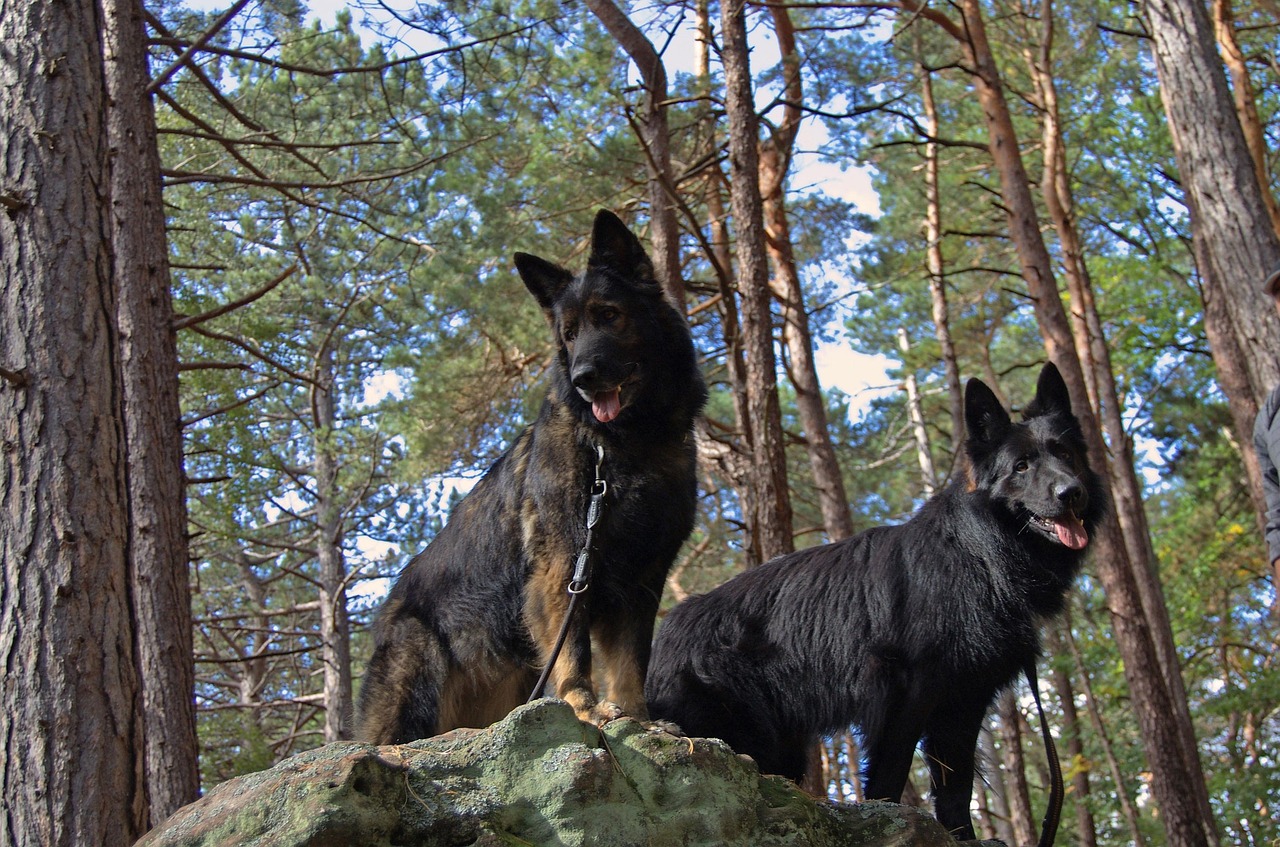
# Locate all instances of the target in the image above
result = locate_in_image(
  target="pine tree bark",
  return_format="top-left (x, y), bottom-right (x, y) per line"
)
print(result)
top-left (897, 330), bottom-right (937, 497)
top-left (583, 0), bottom-right (683, 305)
top-left (759, 2), bottom-right (853, 543)
top-left (1210, 0), bottom-right (1280, 239)
top-left (920, 65), bottom-right (965, 467)
top-left (720, 0), bottom-right (793, 561)
top-left (693, 0), bottom-right (757, 562)
top-left (1063, 618), bottom-right (1148, 846)
top-left (996, 691), bottom-right (1038, 847)
top-left (1198, 252), bottom-right (1268, 526)
top-left (977, 726), bottom-right (1016, 845)
top-left (1141, 0), bottom-right (1280, 406)
top-left (1145, 0), bottom-right (1280, 595)
top-left (1, 0), bottom-right (149, 841)
top-left (103, 0), bottom-right (199, 820)
top-left (1045, 629), bottom-right (1098, 847)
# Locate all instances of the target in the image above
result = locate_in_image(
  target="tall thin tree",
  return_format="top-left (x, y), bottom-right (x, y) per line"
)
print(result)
top-left (760, 2), bottom-right (855, 543)
top-left (104, 0), bottom-right (200, 819)
top-left (720, 0), bottom-right (794, 561)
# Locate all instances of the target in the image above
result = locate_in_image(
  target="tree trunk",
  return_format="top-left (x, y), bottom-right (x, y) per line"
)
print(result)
top-left (761, 185), bottom-right (852, 541)
top-left (1145, 0), bottom-right (1279, 589)
top-left (1030, 2), bottom-right (1222, 823)
top-left (978, 724), bottom-right (1016, 845)
top-left (1064, 617), bottom-right (1148, 846)
top-left (1198, 253), bottom-right (1269, 529)
top-left (103, 0), bottom-right (200, 820)
top-left (940, 1), bottom-right (1219, 842)
top-left (0, 0), bottom-right (149, 841)
top-left (693, 0), bottom-right (758, 562)
top-left (1141, 0), bottom-right (1280, 407)
top-left (719, 0), bottom-right (793, 561)
top-left (313, 346), bottom-right (353, 742)
top-left (996, 691), bottom-right (1038, 847)
top-left (583, 0), bottom-right (684, 305)
top-left (920, 64), bottom-right (965, 467)
top-left (1210, 0), bottom-right (1280, 239)
top-left (237, 555), bottom-right (271, 709)
top-left (1045, 629), bottom-right (1098, 847)
top-left (898, 330), bottom-right (937, 496)
top-left (759, 3), bottom-right (853, 544)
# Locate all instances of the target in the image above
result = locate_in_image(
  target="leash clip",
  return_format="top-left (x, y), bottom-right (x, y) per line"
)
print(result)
top-left (569, 444), bottom-right (607, 593)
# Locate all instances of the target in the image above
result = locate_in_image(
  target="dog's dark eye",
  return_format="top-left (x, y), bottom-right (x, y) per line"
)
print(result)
top-left (562, 324), bottom-right (577, 343)
top-left (1014, 459), bottom-right (1030, 473)
top-left (598, 307), bottom-right (619, 324)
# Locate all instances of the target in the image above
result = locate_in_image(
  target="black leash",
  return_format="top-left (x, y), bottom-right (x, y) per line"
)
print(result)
top-left (527, 444), bottom-right (608, 704)
top-left (1024, 659), bottom-right (1064, 847)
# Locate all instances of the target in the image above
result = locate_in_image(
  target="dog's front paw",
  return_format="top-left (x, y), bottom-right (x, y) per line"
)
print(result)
top-left (560, 687), bottom-right (597, 721)
top-left (584, 699), bottom-right (628, 726)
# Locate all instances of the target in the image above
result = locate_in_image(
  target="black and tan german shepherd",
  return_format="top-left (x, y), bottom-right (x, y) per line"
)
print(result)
top-left (356, 211), bottom-right (706, 744)
top-left (645, 363), bottom-right (1104, 840)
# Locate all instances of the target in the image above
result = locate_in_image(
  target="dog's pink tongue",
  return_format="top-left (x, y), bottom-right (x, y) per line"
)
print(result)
top-left (1055, 514), bottom-right (1089, 550)
top-left (592, 388), bottom-right (621, 423)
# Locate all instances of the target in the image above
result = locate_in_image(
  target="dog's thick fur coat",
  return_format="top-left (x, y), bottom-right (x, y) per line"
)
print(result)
top-left (357, 211), bottom-right (706, 743)
top-left (645, 363), bottom-right (1104, 840)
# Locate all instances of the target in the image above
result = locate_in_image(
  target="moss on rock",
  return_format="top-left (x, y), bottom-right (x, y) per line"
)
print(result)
top-left (138, 700), bottom-right (995, 847)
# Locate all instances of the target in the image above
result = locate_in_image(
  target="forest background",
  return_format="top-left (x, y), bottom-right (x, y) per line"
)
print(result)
top-left (1, 0), bottom-right (1278, 845)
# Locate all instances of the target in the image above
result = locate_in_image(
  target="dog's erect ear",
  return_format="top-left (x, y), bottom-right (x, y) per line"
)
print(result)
top-left (964, 377), bottom-right (1011, 452)
top-left (587, 210), bottom-right (657, 285)
top-left (514, 252), bottom-right (574, 312)
top-left (1024, 362), bottom-right (1073, 420)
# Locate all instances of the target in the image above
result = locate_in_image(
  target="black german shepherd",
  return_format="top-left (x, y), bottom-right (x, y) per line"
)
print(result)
top-left (357, 210), bottom-right (706, 743)
top-left (645, 363), bottom-right (1104, 839)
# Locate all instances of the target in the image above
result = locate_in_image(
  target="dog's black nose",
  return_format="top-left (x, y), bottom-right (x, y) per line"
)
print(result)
top-left (1055, 480), bottom-right (1084, 511)
top-left (572, 364), bottom-right (600, 392)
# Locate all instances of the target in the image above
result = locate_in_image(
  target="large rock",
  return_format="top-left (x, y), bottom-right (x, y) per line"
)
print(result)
top-left (138, 700), bottom-right (992, 847)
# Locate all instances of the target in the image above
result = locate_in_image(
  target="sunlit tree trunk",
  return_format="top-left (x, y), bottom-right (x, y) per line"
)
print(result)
top-left (898, 330), bottom-right (937, 496)
top-left (1199, 262), bottom-right (1268, 527)
top-left (583, 0), bottom-right (683, 305)
top-left (1028, 3), bottom-right (1221, 823)
top-left (758, 4), bottom-right (852, 543)
top-left (720, 0), bottom-right (793, 561)
top-left (977, 726), bottom-right (1015, 845)
top-left (692, 0), bottom-right (757, 561)
top-left (1, 0), bottom-right (149, 840)
top-left (104, 0), bottom-right (199, 820)
top-left (1145, 0), bottom-right (1280, 605)
top-left (920, 65), bottom-right (965, 467)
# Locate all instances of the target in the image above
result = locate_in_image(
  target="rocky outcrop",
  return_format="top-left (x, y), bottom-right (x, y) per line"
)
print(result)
top-left (138, 700), bottom-right (993, 847)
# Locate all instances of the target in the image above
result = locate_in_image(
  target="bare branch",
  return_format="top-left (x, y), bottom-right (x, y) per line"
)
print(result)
top-left (173, 264), bottom-right (298, 331)
top-left (148, 20), bottom-right (542, 79)
top-left (146, 0), bottom-right (254, 95)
